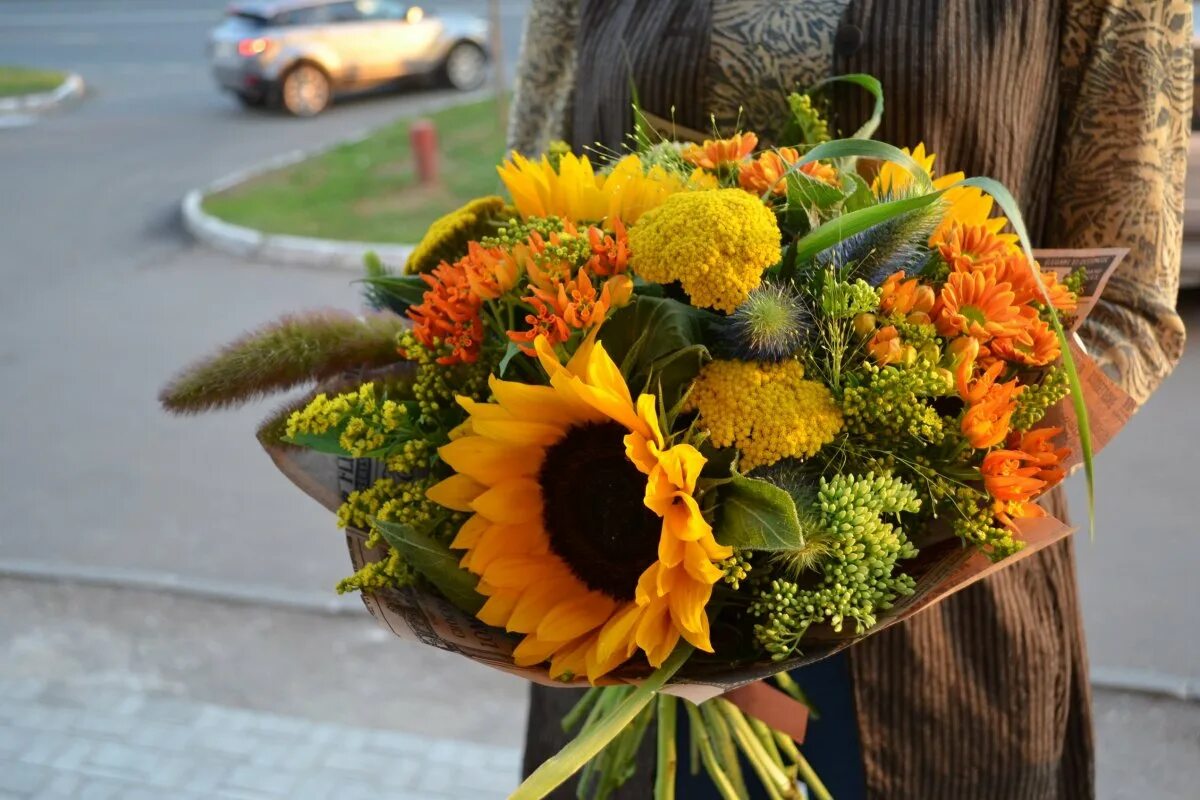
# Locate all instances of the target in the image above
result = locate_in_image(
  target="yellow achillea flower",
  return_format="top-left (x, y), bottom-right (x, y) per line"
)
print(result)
top-left (628, 189), bottom-right (780, 313)
top-left (425, 333), bottom-right (732, 682)
top-left (686, 359), bottom-right (843, 470)
top-left (497, 152), bottom-right (686, 226)
top-left (405, 196), bottom-right (512, 275)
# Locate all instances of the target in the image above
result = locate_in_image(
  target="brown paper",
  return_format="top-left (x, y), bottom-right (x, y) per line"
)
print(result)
top-left (264, 249), bottom-right (1136, 702)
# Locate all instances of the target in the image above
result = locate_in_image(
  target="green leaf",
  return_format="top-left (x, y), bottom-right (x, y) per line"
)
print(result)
top-left (599, 296), bottom-right (716, 412)
top-left (357, 273), bottom-right (428, 312)
top-left (375, 520), bottom-right (484, 615)
top-left (807, 73), bottom-right (884, 140)
top-left (498, 340), bottom-right (521, 377)
top-left (794, 190), bottom-right (943, 264)
top-left (511, 644), bottom-right (694, 800)
top-left (841, 172), bottom-right (876, 213)
top-left (715, 472), bottom-right (808, 551)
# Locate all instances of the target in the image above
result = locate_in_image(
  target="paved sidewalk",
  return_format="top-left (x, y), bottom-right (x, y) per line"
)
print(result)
top-left (0, 677), bottom-right (521, 800)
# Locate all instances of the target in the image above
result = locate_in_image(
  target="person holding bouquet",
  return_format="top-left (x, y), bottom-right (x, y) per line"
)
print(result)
top-left (509, 2), bottom-right (1190, 798)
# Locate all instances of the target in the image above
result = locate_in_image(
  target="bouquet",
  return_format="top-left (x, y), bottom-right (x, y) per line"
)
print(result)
top-left (162, 79), bottom-right (1135, 799)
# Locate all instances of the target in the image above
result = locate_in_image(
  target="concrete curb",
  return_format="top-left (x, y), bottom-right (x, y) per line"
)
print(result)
top-left (0, 72), bottom-right (85, 114)
top-left (182, 89), bottom-right (492, 271)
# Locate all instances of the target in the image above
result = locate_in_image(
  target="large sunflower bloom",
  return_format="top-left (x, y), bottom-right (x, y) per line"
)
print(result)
top-left (426, 335), bottom-right (732, 682)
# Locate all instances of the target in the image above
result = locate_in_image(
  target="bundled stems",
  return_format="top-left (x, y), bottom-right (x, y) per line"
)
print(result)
top-left (773, 731), bottom-right (834, 800)
top-left (654, 695), bottom-right (677, 800)
top-left (685, 703), bottom-right (744, 800)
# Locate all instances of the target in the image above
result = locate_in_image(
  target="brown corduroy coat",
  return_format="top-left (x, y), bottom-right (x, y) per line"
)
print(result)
top-left (508, 2), bottom-right (1190, 798)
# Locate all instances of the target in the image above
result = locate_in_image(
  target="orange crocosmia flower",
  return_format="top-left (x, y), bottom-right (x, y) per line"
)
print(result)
top-left (933, 221), bottom-right (1015, 273)
top-left (737, 147), bottom-right (839, 196)
top-left (934, 270), bottom-right (1024, 341)
top-left (460, 242), bottom-right (520, 301)
top-left (586, 218), bottom-right (630, 277)
top-left (995, 497), bottom-right (1048, 530)
top-left (682, 132), bottom-right (759, 170)
top-left (948, 335), bottom-right (981, 395)
top-left (868, 325), bottom-right (904, 365)
top-left (541, 271), bottom-right (611, 330)
top-left (988, 317), bottom-right (1061, 367)
top-left (508, 296), bottom-right (570, 355)
top-left (879, 271), bottom-right (936, 322)
top-left (961, 378), bottom-right (1021, 449)
top-left (1007, 426), bottom-right (1069, 487)
top-left (981, 449), bottom-right (1046, 504)
top-left (407, 259), bottom-right (485, 365)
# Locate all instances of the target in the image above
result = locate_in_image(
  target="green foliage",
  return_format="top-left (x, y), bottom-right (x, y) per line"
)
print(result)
top-left (159, 310), bottom-right (407, 414)
top-left (750, 473), bottom-right (921, 659)
top-left (782, 92), bottom-right (832, 145)
top-left (818, 273), bottom-right (879, 320)
top-left (715, 472), bottom-right (811, 551)
top-left (376, 520), bottom-right (484, 614)
top-left (598, 295), bottom-right (716, 413)
top-left (361, 250), bottom-right (427, 314)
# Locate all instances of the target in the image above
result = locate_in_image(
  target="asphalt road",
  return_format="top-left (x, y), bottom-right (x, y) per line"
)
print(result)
top-left (0, 3), bottom-right (1197, 793)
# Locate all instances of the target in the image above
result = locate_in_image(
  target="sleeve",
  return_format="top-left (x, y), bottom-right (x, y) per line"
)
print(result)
top-left (505, 0), bottom-right (580, 156)
top-left (1046, 0), bottom-right (1192, 405)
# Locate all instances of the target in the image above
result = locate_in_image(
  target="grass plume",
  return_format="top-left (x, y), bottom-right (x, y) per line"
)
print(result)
top-left (160, 309), bottom-right (407, 414)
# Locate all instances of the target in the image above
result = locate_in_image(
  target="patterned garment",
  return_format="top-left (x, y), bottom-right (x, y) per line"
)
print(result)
top-left (509, 1), bottom-right (1190, 798)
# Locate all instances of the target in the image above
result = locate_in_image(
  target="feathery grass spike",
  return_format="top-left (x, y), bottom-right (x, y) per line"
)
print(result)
top-left (159, 310), bottom-right (407, 414)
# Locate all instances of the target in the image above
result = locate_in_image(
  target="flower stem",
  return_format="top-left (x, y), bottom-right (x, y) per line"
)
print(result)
top-left (510, 645), bottom-right (693, 800)
top-left (684, 702), bottom-right (743, 800)
top-left (717, 700), bottom-right (799, 800)
top-left (773, 731), bottom-right (833, 800)
top-left (654, 695), bottom-right (677, 800)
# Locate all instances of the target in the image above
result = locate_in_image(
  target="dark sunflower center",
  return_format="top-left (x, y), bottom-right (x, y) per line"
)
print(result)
top-left (538, 421), bottom-right (661, 601)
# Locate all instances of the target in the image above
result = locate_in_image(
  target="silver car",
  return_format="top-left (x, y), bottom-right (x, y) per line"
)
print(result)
top-left (209, 0), bottom-right (489, 116)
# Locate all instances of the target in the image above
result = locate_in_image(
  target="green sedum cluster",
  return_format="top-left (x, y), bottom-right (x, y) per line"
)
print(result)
top-left (750, 473), bottom-right (921, 660)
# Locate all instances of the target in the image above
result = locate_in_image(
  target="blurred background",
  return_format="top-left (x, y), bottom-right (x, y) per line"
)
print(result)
top-left (0, 1), bottom-right (1196, 798)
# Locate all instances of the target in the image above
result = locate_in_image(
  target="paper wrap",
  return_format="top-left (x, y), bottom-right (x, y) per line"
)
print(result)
top-left (266, 250), bottom-right (1134, 704)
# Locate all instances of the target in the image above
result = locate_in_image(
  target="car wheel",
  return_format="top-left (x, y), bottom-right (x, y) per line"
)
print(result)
top-left (280, 63), bottom-right (331, 117)
top-left (442, 42), bottom-right (487, 91)
top-left (235, 91), bottom-right (267, 109)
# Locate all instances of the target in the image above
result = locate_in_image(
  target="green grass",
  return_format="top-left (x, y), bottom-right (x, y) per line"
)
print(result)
top-left (0, 65), bottom-right (67, 97)
top-left (203, 97), bottom-right (508, 243)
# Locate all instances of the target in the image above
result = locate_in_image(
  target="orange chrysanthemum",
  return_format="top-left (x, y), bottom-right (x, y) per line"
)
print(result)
top-left (934, 270), bottom-right (1026, 341)
top-left (682, 132), bottom-right (759, 170)
top-left (961, 377), bottom-right (1021, 449)
top-left (737, 147), bottom-right (839, 196)
top-left (426, 335), bottom-right (732, 682)
top-left (933, 222), bottom-right (1015, 273)
top-left (986, 317), bottom-right (1060, 367)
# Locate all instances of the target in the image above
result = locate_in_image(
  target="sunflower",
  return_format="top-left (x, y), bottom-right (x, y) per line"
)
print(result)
top-left (426, 335), bottom-right (732, 682)
top-left (497, 152), bottom-right (686, 226)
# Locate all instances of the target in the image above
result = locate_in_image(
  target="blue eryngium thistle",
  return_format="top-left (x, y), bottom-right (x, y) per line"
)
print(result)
top-left (724, 281), bottom-right (812, 361)
top-left (818, 201), bottom-right (940, 286)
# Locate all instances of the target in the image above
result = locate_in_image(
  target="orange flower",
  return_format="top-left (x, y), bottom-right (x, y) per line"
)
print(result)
top-left (879, 271), bottom-right (936, 323)
top-left (981, 449), bottom-right (1046, 505)
top-left (934, 270), bottom-right (1025, 341)
top-left (522, 229), bottom-right (579, 292)
top-left (961, 377), bottom-right (1021, 448)
top-left (508, 297), bottom-right (570, 355)
top-left (868, 325), bottom-right (904, 365)
top-left (585, 218), bottom-right (630, 277)
top-left (408, 259), bottom-right (484, 365)
top-left (682, 132), bottom-right (758, 170)
top-left (933, 221), bottom-right (1014, 273)
top-left (737, 147), bottom-right (839, 196)
top-left (987, 317), bottom-right (1060, 367)
top-left (1007, 426), bottom-right (1068, 488)
top-left (460, 241), bottom-right (520, 301)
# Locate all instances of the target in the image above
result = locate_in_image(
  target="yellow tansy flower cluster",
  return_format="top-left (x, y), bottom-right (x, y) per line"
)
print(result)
top-left (687, 358), bottom-right (843, 470)
top-left (405, 195), bottom-right (513, 275)
top-left (628, 189), bottom-right (781, 313)
top-left (286, 383), bottom-right (410, 459)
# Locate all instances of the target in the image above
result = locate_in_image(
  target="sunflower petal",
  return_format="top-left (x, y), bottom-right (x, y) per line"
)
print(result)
top-left (512, 632), bottom-right (562, 667)
top-left (595, 602), bottom-right (643, 666)
top-left (635, 602), bottom-right (681, 667)
top-left (683, 541), bottom-right (726, 583)
top-left (449, 513), bottom-right (490, 551)
top-left (507, 575), bottom-right (576, 633)
top-left (477, 589), bottom-right (520, 627)
top-left (470, 418), bottom-right (564, 446)
top-left (537, 593), bottom-right (616, 642)
top-left (470, 479), bottom-right (543, 523)
top-left (439, 436), bottom-right (543, 484)
top-left (426, 473), bottom-right (486, 512)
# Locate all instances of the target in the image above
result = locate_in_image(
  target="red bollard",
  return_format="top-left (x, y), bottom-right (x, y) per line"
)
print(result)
top-left (410, 119), bottom-right (439, 186)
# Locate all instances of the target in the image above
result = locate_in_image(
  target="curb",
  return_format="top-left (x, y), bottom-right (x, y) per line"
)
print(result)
top-left (0, 72), bottom-right (85, 114)
top-left (182, 89), bottom-right (491, 272)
